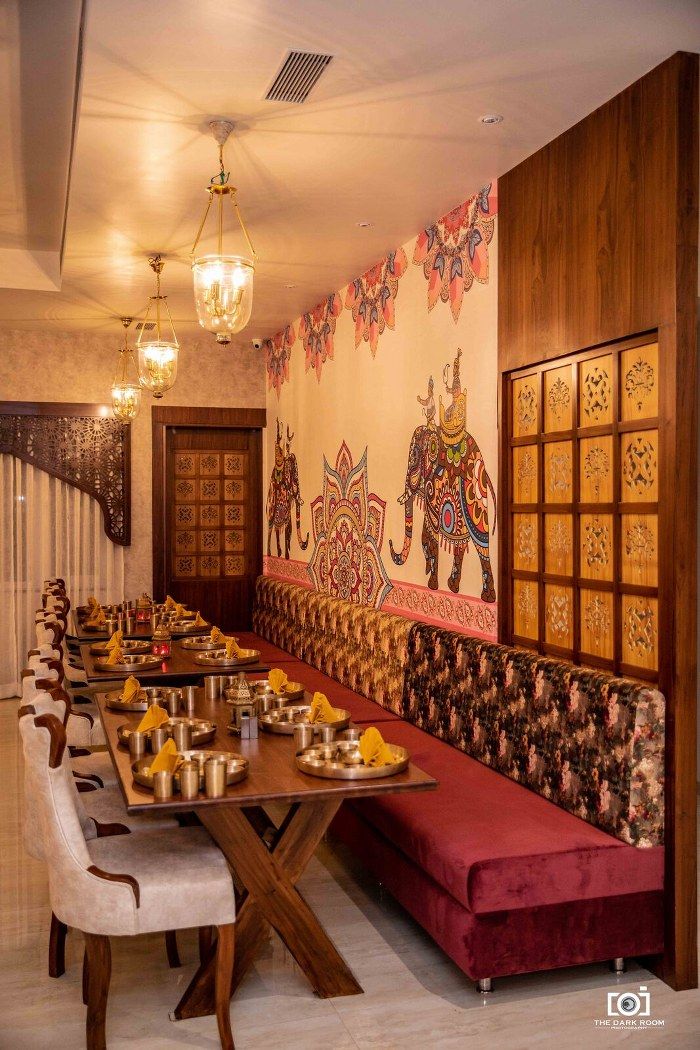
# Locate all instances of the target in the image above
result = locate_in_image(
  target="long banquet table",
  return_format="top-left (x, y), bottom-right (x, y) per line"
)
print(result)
top-left (79, 641), bottom-right (272, 684)
top-left (95, 686), bottom-right (437, 1014)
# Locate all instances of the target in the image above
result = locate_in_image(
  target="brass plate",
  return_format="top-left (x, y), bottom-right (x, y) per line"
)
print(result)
top-left (179, 634), bottom-right (221, 651)
top-left (259, 705), bottom-right (351, 735)
top-left (195, 648), bottom-right (260, 667)
top-left (117, 718), bottom-right (216, 749)
top-left (131, 749), bottom-right (248, 791)
top-left (94, 653), bottom-right (163, 673)
top-left (248, 679), bottom-right (305, 701)
top-left (296, 740), bottom-right (409, 780)
top-left (90, 639), bottom-right (152, 656)
top-left (104, 686), bottom-right (179, 713)
top-left (170, 619), bottom-right (208, 635)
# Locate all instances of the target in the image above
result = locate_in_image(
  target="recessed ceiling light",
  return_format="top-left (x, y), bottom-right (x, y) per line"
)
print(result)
top-left (285, 283), bottom-right (297, 289)
top-left (356, 221), bottom-right (373, 228)
top-left (480, 114), bottom-right (503, 125)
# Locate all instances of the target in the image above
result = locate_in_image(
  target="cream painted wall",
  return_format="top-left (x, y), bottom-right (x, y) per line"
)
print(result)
top-left (0, 328), bottom-right (265, 596)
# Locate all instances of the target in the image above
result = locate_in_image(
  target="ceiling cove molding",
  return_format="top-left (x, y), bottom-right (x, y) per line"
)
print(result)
top-left (0, 401), bottom-right (131, 545)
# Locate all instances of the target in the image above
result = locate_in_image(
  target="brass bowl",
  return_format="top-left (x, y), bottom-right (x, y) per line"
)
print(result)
top-left (179, 634), bottom-right (221, 651)
top-left (296, 740), bottom-right (409, 780)
top-left (194, 648), bottom-right (259, 667)
top-left (131, 749), bottom-right (248, 791)
top-left (259, 704), bottom-right (350, 735)
top-left (170, 619), bottom-right (208, 635)
top-left (248, 679), bottom-right (305, 701)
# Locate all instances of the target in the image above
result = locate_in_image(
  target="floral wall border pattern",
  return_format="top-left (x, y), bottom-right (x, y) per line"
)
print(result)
top-left (264, 324), bottom-right (296, 398)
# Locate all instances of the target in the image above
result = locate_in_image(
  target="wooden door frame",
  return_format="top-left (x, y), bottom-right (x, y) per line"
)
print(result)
top-left (151, 406), bottom-right (266, 600)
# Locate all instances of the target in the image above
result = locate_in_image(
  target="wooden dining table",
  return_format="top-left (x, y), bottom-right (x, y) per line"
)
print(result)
top-left (68, 613), bottom-right (157, 643)
top-left (79, 641), bottom-right (272, 684)
top-left (94, 687), bottom-right (437, 1016)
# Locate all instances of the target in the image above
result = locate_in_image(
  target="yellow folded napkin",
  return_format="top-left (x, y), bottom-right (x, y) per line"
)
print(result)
top-left (87, 595), bottom-right (99, 610)
top-left (87, 608), bottom-right (106, 627)
top-left (308, 692), bottom-right (341, 724)
top-left (224, 636), bottom-right (242, 659)
top-left (121, 676), bottom-right (142, 702)
top-left (210, 626), bottom-right (225, 645)
top-left (164, 594), bottom-right (176, 610)
top-left (359, 727), bottom-right (395, 768)
top-left (137, 705), bottom-right (169, 733)
top-left (268, 668), bottom-right (289, 694)
top-left (105, 630), bottom-right (123, 651)
top-left (105, 645), bottom-right (124, 665)
top-left (149, 738), bottom-right (183, 775)
top-left (174, 602), bottom-right (186, 619)
top-left (193, 612), bottom-right (207, 628)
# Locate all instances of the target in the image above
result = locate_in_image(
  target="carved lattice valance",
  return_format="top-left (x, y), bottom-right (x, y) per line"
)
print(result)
top-left (0, 404), bottom-right (131, 545)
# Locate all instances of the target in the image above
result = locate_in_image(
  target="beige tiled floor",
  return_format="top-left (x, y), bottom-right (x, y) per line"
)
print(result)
top-left (2, 698), bottom-right (698, 1049)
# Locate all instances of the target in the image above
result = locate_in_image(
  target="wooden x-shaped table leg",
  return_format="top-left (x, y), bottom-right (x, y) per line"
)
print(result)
top-left (174, 799), bottom-right (362, 1020)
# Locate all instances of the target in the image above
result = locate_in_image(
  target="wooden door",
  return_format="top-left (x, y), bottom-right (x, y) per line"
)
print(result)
top-left (152, 407), bottom-right (265, 630)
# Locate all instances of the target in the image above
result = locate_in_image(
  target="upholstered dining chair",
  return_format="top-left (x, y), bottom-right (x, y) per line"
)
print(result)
top-left (22, 711), bottom-right (236, 1050)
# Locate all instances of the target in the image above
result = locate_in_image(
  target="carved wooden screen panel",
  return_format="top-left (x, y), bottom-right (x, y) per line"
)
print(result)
top-left (506, 334), bottom-right (659, 681)
top-left (172, 449), bottom-right (248, 580)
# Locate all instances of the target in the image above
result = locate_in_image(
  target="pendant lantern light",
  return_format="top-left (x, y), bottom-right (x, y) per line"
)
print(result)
top-left (137, 255), bottom-right (179, 398)
top-left (111, 317), bottom-right (142, 421)
top-left (191, 119), bottom-right (256, 346)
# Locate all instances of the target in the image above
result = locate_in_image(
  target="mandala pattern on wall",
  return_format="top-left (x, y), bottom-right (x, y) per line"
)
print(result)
top-left (308, 442), bottom-right (392, 608)
top-left (264, 324), bottom-right (296, 397)
top-left (413, 183), bottom-right (497, 322)
top-left (299, 293), bottom-right (343, 381)
top-left (345, 248), bottom-right (408, 356)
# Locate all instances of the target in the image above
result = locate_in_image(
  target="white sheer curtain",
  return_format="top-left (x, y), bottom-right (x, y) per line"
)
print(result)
top-left (0, 454), bottom-right (125, 697)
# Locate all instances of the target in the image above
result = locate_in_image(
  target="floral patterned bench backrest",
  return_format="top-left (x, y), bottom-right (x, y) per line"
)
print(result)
top-left (401, 624), bottom-right (664, 847)
top-left (253, 576), bottom-right (411, 715)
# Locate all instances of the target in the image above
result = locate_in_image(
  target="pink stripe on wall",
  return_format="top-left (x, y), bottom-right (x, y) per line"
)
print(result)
top-left (262, 556), bottom-right (498, 641)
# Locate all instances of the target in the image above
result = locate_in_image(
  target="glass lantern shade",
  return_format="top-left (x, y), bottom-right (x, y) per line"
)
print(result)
top-left (192, 254), bottom-right (254, 339)
top-left (137, 340), bottom-right (179, 399)
top-left (111, 380), bottom-right (141, 421)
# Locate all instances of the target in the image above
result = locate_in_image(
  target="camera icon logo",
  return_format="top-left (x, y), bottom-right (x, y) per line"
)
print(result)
top-left (607, 985), bottom-right (651, 1018)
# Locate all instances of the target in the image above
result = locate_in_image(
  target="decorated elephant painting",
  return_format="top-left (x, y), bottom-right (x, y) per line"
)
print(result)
top-left (266, 420), bottom-right (309, 558)
top-left (390, 350), bottom-right (497, 601)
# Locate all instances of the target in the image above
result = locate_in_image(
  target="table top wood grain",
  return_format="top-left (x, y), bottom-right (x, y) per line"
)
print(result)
top-left (95, 688), bottom-right (437, 814)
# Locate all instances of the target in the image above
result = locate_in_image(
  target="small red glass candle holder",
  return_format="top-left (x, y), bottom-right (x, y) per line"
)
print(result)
top-left (151, 622), bottom-right (172, 658)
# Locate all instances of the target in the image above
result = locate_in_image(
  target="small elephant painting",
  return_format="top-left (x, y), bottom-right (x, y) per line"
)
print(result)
top-left (390, 350), bottom-right (497, 601)
top-left (266, 420), bottom-right (309, 559)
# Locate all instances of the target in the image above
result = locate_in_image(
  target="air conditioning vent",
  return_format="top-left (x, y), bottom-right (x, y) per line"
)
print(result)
top-left (135, 321), bottom-right (155, 332)
top-left (265, 50), bottom-right (333, 104)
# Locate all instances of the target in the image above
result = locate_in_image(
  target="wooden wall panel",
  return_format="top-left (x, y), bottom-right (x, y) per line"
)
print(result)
top-left (498, 52), bottom-right (698, 990)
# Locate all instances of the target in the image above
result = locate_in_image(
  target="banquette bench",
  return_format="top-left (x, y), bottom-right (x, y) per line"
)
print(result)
top-left (239, 576), bottom-right (665, 987)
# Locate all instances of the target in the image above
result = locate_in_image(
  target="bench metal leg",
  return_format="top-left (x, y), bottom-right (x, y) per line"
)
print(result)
top-left (477, 977), bottom-right (493, 994)
top-left (611, 957), bottom-right (626, 974)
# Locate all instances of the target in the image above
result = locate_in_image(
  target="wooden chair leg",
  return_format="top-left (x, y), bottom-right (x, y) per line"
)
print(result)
top-left (165, 929), bottom-right (182, 968)
top-left (214, 924), bottom-right (235, 1050)
top-left (49, 913), bottom-right (67, 978)
top-left (84, 933), bottom-right (111, 1050)
top-left (199, 925), bottom-right (213, 964)
top-left (82, 949), bottom-right (89, 1005)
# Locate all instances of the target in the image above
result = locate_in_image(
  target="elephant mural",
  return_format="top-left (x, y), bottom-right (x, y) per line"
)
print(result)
top-left (266, 421), bottom-right (309, 559)
top-left (390, 352), bottom-right (497, 601)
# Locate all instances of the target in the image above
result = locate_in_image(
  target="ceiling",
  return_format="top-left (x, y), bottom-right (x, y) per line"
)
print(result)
top-left (0, 0), bottom-right (698, 345)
